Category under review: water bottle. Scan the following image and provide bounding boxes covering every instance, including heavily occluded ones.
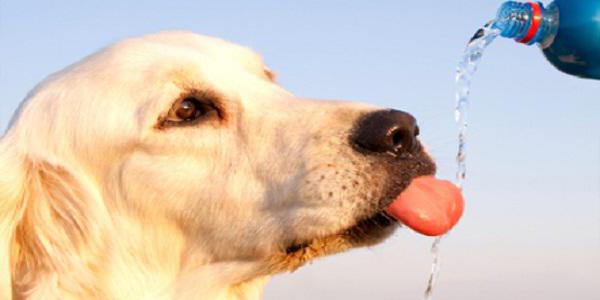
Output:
[493,0,600,80]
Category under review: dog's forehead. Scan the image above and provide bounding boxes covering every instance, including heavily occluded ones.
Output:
[127,31,268,75]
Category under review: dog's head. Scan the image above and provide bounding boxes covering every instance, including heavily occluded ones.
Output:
[0,31,459,296]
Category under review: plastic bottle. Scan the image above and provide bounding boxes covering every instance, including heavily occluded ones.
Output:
[493,0,600,80]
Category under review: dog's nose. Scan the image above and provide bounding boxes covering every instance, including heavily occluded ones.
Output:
[352,109,420,155]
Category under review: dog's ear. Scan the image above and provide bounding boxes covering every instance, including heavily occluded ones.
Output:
[0,135,107,298]
[0,135,28,299]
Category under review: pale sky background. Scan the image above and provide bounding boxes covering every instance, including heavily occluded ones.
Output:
[1,1,599,299]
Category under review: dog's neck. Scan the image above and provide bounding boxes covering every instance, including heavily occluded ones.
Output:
[95,214,273,300]
[13,212,272,300]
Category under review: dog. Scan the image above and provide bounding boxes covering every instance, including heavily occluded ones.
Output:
[0,31,443,299]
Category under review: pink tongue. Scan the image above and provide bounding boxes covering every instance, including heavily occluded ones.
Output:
[385,176,464,236]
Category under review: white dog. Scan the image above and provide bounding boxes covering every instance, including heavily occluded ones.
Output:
[0,31,460,299]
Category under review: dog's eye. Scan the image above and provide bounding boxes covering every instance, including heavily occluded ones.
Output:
[163,97,220,126]
[175,98,203,121]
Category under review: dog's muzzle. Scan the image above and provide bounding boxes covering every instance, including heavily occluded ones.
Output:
[350,109,464,237]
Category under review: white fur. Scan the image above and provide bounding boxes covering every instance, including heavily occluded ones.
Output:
[0,31,397,299]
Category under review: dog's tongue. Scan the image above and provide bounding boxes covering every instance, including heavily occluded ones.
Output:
[386,176,464,236]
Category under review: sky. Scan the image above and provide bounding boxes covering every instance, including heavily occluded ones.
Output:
[1,1,599,299]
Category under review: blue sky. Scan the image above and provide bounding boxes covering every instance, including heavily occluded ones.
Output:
[1,1,599,299]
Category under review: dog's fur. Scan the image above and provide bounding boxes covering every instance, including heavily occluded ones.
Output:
[0,31,435,299]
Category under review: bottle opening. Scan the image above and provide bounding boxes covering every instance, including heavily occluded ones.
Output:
[494,1,545,45]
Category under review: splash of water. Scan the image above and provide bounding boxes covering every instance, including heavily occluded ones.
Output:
[423,21,501,300]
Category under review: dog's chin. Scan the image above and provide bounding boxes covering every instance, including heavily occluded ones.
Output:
[338,211,399,245]
[287,211,398,253]
[265,210,398,273]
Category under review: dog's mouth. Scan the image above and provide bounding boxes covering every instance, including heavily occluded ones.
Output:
[281,174,464,265]
[270,152,464,273]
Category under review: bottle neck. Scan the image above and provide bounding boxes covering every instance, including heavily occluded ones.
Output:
[493,1,559,47]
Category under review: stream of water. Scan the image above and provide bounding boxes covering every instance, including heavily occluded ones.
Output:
[423,21,501,300]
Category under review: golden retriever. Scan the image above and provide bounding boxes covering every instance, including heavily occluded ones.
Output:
[0,31,461,299]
